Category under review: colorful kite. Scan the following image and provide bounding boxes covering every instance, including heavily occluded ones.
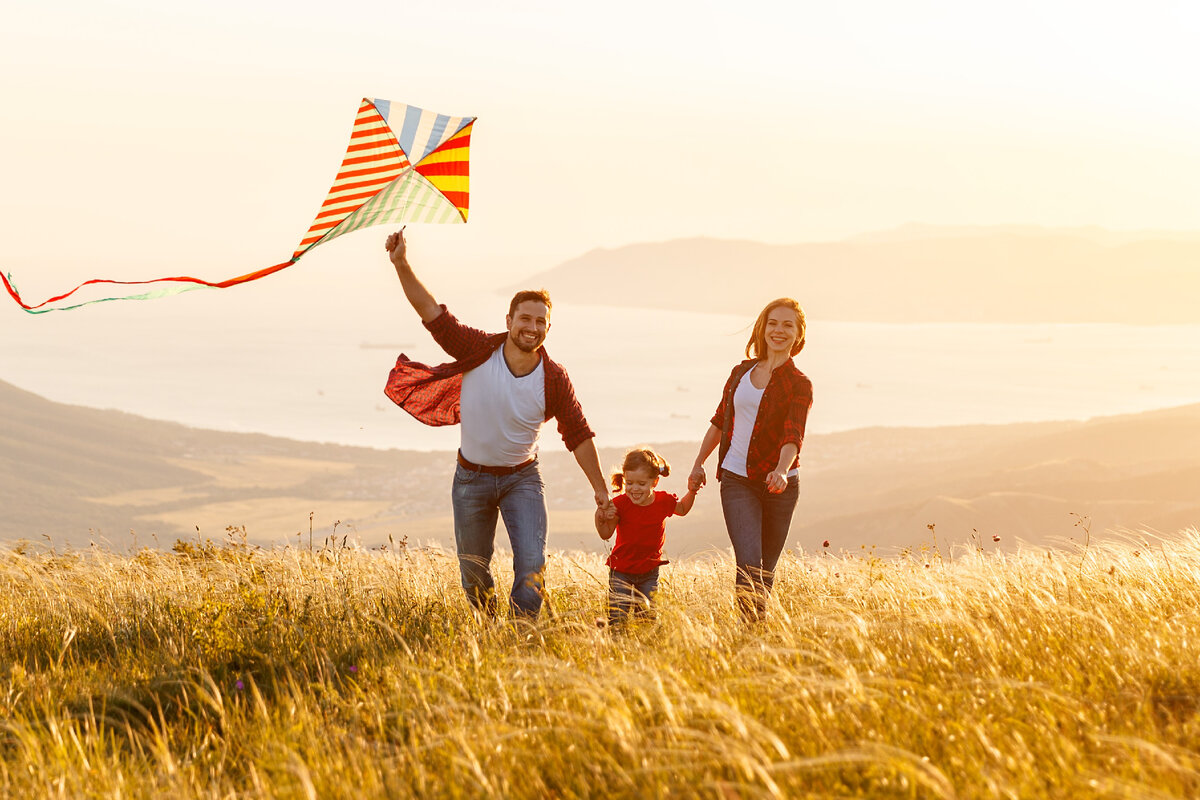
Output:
[1,98,474,313]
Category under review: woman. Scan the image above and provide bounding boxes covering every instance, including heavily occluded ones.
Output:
[688,298,812,621]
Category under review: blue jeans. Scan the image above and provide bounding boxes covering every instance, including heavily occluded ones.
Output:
[719,470,800,620]
[607,567,660,625]
[451,459,548,618]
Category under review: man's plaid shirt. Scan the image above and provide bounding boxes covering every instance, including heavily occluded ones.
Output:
[384,305,595,452]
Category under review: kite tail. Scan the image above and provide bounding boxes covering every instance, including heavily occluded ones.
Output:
[2,259,298,314]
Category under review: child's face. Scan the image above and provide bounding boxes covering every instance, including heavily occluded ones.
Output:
[623,467,659,506]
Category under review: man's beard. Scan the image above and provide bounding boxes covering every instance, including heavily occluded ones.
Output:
[510,331,544,353]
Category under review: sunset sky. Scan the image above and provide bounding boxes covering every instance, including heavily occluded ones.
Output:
[3,0,1199,297]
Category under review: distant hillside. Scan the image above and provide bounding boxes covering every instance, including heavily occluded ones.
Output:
[0,379,443,547]
[3,378,1198,554]
[512,227,1200,322]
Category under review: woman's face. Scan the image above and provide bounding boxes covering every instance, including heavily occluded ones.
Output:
[763,306,800,356]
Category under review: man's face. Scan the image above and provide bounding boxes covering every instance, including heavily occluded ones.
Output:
[506,300,550,353]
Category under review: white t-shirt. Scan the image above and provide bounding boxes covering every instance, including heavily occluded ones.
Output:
[459,347,546,467]
[719,370,764,478]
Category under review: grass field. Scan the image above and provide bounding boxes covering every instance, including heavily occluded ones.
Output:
[3,531,1200,798]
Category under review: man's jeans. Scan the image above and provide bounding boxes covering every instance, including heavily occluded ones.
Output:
[607,567,660,625]
[719,470,800,620]
[451,459,548,618]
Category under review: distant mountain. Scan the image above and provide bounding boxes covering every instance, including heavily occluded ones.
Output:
[846,223,1200,247]
[511,227,1200,323]
[787,404,1200,553]
[3,378,1198,555]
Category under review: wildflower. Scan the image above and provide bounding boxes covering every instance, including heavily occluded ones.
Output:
[349,665,358,674]
[822,540,830,548]
[235,680,244,690]
[992,535,1001,542]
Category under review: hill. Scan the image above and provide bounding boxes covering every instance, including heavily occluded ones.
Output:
[3,377,1199,555]
[511,227,1200,322]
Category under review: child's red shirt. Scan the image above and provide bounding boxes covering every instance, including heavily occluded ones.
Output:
[606,490,677,574]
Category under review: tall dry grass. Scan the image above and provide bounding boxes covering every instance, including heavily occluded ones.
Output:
[3,530,1200,798]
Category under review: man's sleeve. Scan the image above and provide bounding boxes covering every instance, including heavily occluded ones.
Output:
[424,304,493,361]
[549,367,595,452]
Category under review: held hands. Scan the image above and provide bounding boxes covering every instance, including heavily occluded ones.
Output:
[765,469,788,494]
[688,465,706,493]
[594,488,615,517]
[593,490,617,541]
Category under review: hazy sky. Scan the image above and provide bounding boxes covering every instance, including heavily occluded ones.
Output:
[3,0,1200,298]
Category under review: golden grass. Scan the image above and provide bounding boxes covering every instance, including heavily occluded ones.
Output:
[3,531,1200,798]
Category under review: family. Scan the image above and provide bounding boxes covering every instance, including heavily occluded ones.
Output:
[383,229,813,624]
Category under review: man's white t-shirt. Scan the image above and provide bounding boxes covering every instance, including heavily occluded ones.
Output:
[459,347,546,467]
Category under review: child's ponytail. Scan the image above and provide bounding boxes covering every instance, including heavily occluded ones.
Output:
[612,447,671,490]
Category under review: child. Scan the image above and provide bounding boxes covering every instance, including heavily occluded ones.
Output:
[595,447,697,625]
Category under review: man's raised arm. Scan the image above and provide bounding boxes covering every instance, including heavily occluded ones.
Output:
[386,229,442,324]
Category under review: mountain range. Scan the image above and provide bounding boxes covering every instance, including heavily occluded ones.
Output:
[4,377,1197,557]
[512,225,1200,323]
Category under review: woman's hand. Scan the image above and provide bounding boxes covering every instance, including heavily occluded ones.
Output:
[765,469,788,494]
[688,465,706,493]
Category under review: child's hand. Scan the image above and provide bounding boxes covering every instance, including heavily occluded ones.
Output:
[604,505,618,521]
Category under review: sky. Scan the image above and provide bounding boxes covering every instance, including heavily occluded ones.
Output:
[3,0,1200,298]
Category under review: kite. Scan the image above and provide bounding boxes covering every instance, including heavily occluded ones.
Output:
[1,98,474,313]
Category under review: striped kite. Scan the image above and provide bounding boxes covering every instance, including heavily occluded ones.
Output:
[2,98,474,313]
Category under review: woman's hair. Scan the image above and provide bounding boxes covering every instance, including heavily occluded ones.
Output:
[746,297,806,359]
[610,447,670,492]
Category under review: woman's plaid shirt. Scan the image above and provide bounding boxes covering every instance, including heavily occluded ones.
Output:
[712,358,813,483]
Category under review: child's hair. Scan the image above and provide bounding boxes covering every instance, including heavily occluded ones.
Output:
[610,447,671,492]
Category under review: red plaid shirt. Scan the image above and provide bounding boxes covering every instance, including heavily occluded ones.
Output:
[384,305,595,452]
[711,359,813,483]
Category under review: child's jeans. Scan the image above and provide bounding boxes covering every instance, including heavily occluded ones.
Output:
[607,567,660,625]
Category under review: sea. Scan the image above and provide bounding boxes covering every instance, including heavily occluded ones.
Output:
[4,291,1200,452]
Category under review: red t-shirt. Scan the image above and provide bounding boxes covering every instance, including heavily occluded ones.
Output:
[606,491,677,573]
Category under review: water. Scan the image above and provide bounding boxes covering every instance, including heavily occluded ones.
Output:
[4,292,1200,451]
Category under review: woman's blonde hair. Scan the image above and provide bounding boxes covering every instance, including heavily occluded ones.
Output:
[746,298,806,359]
[610,447,670,492]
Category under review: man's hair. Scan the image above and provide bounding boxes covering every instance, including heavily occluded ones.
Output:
[746,297,806,359]
[508,289,552,318]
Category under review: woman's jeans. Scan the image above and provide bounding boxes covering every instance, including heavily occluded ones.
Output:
[451,459,548,618]
[607,567,660,625]
[719,470,800,620]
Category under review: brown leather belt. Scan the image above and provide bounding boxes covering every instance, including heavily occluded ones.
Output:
[456,450,536,476]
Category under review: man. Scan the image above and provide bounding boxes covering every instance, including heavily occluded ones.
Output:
[382,229,611,618]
